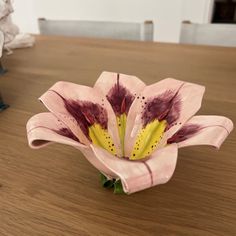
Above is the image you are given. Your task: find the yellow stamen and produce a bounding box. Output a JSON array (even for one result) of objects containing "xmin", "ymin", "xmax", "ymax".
[
  {"xmin": 89, "ymin": 123, "xmax": 116, "ymax": 155},
  {"xmin": 130, "ymin": 120, "xmax": 167, "ymax": 160}
]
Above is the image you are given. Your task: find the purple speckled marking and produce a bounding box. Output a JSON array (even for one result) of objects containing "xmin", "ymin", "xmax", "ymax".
[
  {"xmin": 106, "ymin": 74, "xmax": 135, "ymax": 116},
  {"xmin": 49, "ymin": 90, "xmax": 108, "ymax": 140},
  {"xmin": 141, "ymin": 89, "xmax": 181, "ymax": 127},
  {"xmin": 167, "ymin": 124, "xmax": 201, "ymax": 144}
]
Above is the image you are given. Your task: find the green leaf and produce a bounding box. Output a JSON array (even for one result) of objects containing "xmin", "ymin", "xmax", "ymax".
[
  {"xmin": 100, "ymin": 173, "xmax": 114, "ymax": 189},
  {"xmin": 114, "ymin": 180, "xmax": 125, "ymax": 194},
  {"xmin": 100, "ymin": 173, "xmax": 125, "ymax": 194}
]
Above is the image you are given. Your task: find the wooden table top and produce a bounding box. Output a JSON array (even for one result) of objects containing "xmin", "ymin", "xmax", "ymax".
[{"xmin": 0, "ymin": 36, "xmax": 235, "ymax": 236}]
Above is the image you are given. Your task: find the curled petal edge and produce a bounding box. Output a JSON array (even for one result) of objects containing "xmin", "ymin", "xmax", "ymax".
[{"xmin": 90, "ymin": 144, "xmax": 178, "ymax": 194}]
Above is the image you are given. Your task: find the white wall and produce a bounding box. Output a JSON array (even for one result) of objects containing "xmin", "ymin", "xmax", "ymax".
[
  {"xmin": 181, "ymin": 0, "xmax": 213, "ymax": 23},
  {"xmin": 12, "ymin": 0, "xmax": 38, "ymax": 34},
  {"xmin": 12, "ymin": 0, "xmax": 213, "ymax": 43}
]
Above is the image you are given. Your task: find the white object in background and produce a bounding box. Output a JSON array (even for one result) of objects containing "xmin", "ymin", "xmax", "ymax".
[
  {"xmin": 0, "ymin": 0, "xmax": 19, "ymax": 45},
  {"xmin": 0, "ymin": 0, "xmax": 13, "ymax": 20},
  {"xmin": 0, "ymin": 31, "xmax": 4, "ymax": 58},
  {"xmin": 0, "ymin": 15, "xmax": 19, "ymax": 44},
  {"xmin": 38, "ymin": 18, "xmax": 154, "ymax": 41},
  {"xmin": 5, "ymin": 33, "xmax": 35, "ymax": 49},
  {"xmin": 180, "ymin": 22, "xmax": 236, "ymax": 47},
  {"xmin": 0, "ymin": 0, "xmax": 35, "ymax": 55}
]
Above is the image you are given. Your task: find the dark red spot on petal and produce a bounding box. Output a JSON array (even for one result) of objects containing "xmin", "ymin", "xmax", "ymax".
[
  {"xmin": 106, "ymin": 73, "xmax": 135, "ymax": 116},
  {"xmin": 121, "ymin": 97, "xmax": 126, "ymax": 114},
  {"xmin": 55, "ymin": 128, "xmax": 80, "ymax": 142},
  {"xmin": 141, "ymin": 89, "xmax": 182, "ymax": 127},
  {"xmin": 65, "ymin": 100, "xmax": 108, "ymax": 140},
  {"xmin": 167, "ymin": 124, "xmax": 201, "ymax": 144},
  {"xmin": 49, "ymin": 90, "xmax": 108, "ymax": 140}
]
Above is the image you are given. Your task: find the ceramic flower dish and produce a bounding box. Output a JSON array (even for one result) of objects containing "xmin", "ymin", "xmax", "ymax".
[{"xmin": 26, "ymin": 72, "xmax": 233, "ymax": 194}]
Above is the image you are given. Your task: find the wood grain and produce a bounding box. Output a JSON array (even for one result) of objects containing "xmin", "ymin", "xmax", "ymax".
[{"xmin": 0, "ymin": 36, "xmax": 235, "ymax": 236}]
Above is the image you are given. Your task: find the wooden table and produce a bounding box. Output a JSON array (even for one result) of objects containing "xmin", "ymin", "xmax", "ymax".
[{"xmin": 0, "ymin": 36, "xmax": 235, "ymax": 236}]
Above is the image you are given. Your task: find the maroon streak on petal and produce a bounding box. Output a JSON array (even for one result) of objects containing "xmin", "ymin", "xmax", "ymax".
[
  {"xmin": 28, "ymin": 125, "xmax": 80, "ymax": 143},
  {"xmin": 106, "ymin": 73, "xmax": 135, "ymax": 116},
  {"xmin": 79, "ymin": 101, "xmax": 108, "ymax": 129},
  {"xmin": 48, "ymin": 90, "xmax": 108, "ymax": 140},
  {"xmin": 167, "ymin": 124, "xmax": 201, "ymax": 144},
  {"xmin": 121, "ymin": 97, "xmax": 126, "ymax": 114},
  {"xmin": 141, "ymin": 89, "xmax": 182, "ymax": 127},
  {"xmin": 142, "ymin": 162, "xmax": 154, "ymax": 186},
  {"xmin": 55, "ymin": 128, "xmax": 80, "ymax": 142}
]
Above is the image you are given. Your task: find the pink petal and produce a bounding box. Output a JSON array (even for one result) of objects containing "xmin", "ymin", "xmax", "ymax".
[
  {"xmin": 94, "ymin": 72, "xmax": 146, "ymax": 118},
  {"xmin": 172, "ymin": 115, "xmax": 233, "ymax": 148},
  {"xmin": 27, "ymin": 113, "xmax": 117, "ymax": 177},
  {"xmin": 39, "ymin": 81, "xmax": 121, "ymax": 154},
  {"xmin": 91, "ymin": 143, "xmax": 178, "ymax": 194},
  {"xmin": 94, "ymin": 72, "xmax": 146, "ymax": 156},
  {"xmin": 94, "ymin": 72, "xmax": 146, "ymax": 111},
  {"xmin": 125, "ymin": 78, "xmax": 205, "ymax": 157},
  {"xmin": 27, "ymin": 112, "xmax": 85, "ymax": 149}
]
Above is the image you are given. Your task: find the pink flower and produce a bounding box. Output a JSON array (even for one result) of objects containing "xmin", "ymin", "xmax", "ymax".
[{"xmin": 26, "ymin": 72, "xmax": 233, "ymax": 194}]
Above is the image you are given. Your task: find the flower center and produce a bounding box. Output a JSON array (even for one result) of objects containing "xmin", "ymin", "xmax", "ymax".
[{"xmin": 88, "ymin": 118, "xmax": 167, "ymax": 161}]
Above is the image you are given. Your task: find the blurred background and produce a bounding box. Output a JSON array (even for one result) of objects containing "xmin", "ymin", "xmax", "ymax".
[{"xmin": 12, "ymin": 0, "xmax": 236, "ymax": 44}]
